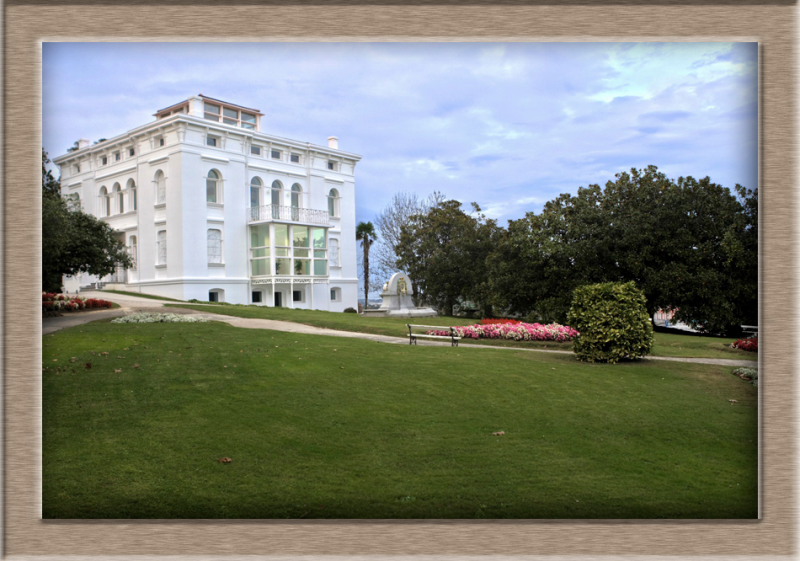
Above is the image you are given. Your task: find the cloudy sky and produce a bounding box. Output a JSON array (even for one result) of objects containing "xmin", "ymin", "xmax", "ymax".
[{"xmin": 42, "ymin": 42, "xmax": 758, "ymax": 226}]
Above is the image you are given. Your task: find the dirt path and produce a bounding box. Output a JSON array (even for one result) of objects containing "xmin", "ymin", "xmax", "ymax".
[{"xmin": 43, "ymin": 291, "xmax": 758, "ymax": 367}]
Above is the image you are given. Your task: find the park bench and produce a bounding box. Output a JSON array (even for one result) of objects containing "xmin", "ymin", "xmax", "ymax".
[
  {"xmin": 741, "ymin": 325, "xmax": 759, "ymax": 337},
  {"xmin": 406, "ymin": 324, "xmax": 461, "ymax": 347}
]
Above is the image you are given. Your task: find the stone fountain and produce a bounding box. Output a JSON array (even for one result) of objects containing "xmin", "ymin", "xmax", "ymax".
[{"xmin": 362, "ymin": 272, "xmax": 437, "ymax": 318}]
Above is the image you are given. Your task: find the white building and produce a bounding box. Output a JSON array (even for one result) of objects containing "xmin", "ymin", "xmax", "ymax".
[{"xmin": 53, "ymin": 94, "xmax": 361, "ymax": 311}]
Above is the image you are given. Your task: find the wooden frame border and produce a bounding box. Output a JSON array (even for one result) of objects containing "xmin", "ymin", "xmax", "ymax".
[{"xmin": 5, "ymin": 1, "xmax": 795, "ymax": 558}]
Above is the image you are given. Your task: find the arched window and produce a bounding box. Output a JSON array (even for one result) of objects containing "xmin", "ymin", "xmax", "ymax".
[
  {"xmin": 207, "ymin": 229, "xmax": 223, "ymax": 264},
  {"xmin": 154, "ymin": 170, "xmax": 166, "ymax": 205},
  {"xmin": 99, "ymin": 186, "xmax": 110, "ymax": 217},
  {"xmin": 328, "ymin": 188, "xmax": 340, "ymax": 218},
  {"xmin": 271, "ymin": 180, "xmax": 283, "ymax": 219},
  {"xmin": 128, "ymin": 235, "xmax": 138, "ymax": 270},
  {"xmin": 127, "ymin": 179, "xmax": 137, "ymax": 211},
  {"xmin": 112, "ymin": 183, "xmax": 123, "ymax": 214},
  {"xmin": 206, "ymin": 169, "xmax": 221, "ymax": 204},
  {"xmin": 291, "ymin": 184, "xmax": 302, "ymax": 220},
  {"xmin": 250, "ymin": 177, "xmax": 262, "ymax": 219}
]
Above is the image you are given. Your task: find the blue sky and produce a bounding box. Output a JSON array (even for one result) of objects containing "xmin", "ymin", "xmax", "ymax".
[{"xmin": 42, "ymin": 42, "xmax": 758, "ymax": 226}]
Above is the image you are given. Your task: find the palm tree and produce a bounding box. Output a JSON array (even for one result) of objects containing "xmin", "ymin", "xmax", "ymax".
[{"xmin": 356, "ymin": 221, "xmax": 377, "ymax": 310}]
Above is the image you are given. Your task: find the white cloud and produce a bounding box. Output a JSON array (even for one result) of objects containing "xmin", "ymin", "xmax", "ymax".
[{"xmin": 43, "ymin": 41, "xmax": 758, "ymax": 225}]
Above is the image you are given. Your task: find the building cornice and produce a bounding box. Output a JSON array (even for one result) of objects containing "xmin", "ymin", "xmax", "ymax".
[{"xmin": 53, "ymin": 113, "xmax": 362, "ymax": 164}]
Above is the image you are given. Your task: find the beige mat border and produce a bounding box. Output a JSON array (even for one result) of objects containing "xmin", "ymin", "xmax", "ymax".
[{"xmin": 5, "ymin": 1, "xmax": 795, "ymax": 559}]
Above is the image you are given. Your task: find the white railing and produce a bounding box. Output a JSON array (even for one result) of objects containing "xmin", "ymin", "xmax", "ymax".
[{"xmin": 248, "ymin": 205, "xmax": 329, "ymax": 225}]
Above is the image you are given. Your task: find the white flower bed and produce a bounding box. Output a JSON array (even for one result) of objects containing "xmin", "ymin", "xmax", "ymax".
[{"xmin": 112, "ymin": 312, "xmax": 209, "ymax": 324}]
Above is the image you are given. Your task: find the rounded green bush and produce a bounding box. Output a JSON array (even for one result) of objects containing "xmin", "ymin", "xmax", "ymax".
[{"xmin": 567, "ymin": 281, "xmax": 654, "ymax": 363}]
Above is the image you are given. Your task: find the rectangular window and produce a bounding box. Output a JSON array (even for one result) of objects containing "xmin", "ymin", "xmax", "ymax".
[
  {"xmin": 206, "ymin": 102, "xmax": 258, "ymax": 130},
  {"xmin": 207, "ymin": 229, "xmax": 223, "ymax": 264},
  {"xmin": 327, "ymin": 161, "xmax": 337, "ymax": 171},
  {"xmin": 204, "ymin": 102, "xmax": 221, "ymax": 121},
  {"xmin": 330, "ymin": 288, "xmax": 340, "ymax": 302},
  {"xmin": 206, "ymin": 136, "xmax": 218, "ymax": 147},
  {"xmin": 252, "ymin": 291, "xmax": 262, "ymax": 303},
  {"xmin": 223, "ymin": 107, "xmax": 238, "ymax": 125},
  {"xmin": 129, "ymin": 148, "xmax": 135, "ymax": 157},
  {"xmin": 101, "ymin": 156, "xmax": 108, "ymax": 166},
  {"xmin": 241, "ymin": 112, "xmax": 257, "ymax": 130},
  {"xmin": 250, "ymin": 145, "xmax": 261, "ymax": 156},
  {"xmin": 290, "ymin": 153, "xmax": 300, "ymax": 163},
  {"xmin": 114, "ymin": 152, "xmax": 121, "ymax": 161},
  {"xmin": 293, "ymin": 290, "xmax": 303, "ymax": 302},
  {"xmin": 73, "ymin": 164, "xmax": 80, "ymax": 173},
  {"xmin": 250, "ymin": 224, "xmax": 272, "ymax": 277},
  {"xmin": 271, "ymin": 149, "xmax": 281, "ymax": 160},
  {"xmin": 159, "ymin": 137, "xmax": 165, "ymax": 147},
  {"xmin": 156, "ymin": 230, "xmax": 167, "ymax": 266}
]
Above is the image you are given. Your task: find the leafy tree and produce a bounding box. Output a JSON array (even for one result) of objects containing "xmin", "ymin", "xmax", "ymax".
[
  {"xmin": 397, "ymin": 200, "xmax": 498, "ymax": 316},
  {"xmin": 42, "ymin": 149, "xmax": 132, "ymax": 292},
  {"xmin": 355, "ymin": 221, "xmax": 377, "ymax": 307},
  {"xmin": 488, "ymin": 166, "xmax": 757, "ymax": 333}
]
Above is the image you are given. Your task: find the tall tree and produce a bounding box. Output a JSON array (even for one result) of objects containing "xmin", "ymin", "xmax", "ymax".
[
  {"xmin": 355, "ymin": 221, "xmax": 377, "ymax": 307},
  {"xmin": 488, "ymin": 166, "xmax": 757, "ymax": 333},
  {"xmin": 42, "ymin": 149, "xmax": 133, "ymax": 292},
  {"xmin": 397, "ymin": 200, "xmax": 498, "ymax": 316}
]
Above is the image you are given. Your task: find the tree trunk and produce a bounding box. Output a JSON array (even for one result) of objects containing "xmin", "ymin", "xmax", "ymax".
[{"xmin": 363, "ymin": 239, "xmax": 370, "ymax": 309}]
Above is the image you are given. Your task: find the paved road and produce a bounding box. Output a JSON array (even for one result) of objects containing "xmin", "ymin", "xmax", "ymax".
[{"xmin": 43, "ymin": 291, "xmax": 758, "ymax": 367}]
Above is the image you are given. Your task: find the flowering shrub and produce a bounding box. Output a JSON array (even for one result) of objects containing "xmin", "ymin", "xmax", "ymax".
[
  {"xmin": 732, "ymin": 336, "xmax": 758, "ymax": 352},
  {"xmin": 42, "ymin": 292, "xmax": 113, "ymax": 314},
  {"xmin": 428, "ymin": 322, "xmax": 579, "ymax": 342},
  {"xmin": 111, "ymin": 312, "xmax": 209, "ymax": 324}
]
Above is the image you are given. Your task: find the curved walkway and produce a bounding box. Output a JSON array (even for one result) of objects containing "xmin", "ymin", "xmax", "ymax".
[{"xmin": 43, "ymin": 291, "xmax": 757, "ymax": 367}]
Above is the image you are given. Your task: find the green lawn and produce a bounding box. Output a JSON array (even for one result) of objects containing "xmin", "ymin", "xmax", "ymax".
[
  {"xmin": 43, "ymin": 318, "xmax": 757, "ymax": 519},
  {"xmin": 172, "ymin": 303, "xmax": 757, "ymax": 361},
  {"xmin": 102, "ymin": 289, "xmax": 186, "ymax": 302}
]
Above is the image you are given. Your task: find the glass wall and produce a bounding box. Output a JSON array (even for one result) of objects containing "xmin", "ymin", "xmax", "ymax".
[
  {"xmin": 250, "ymin": 224, "xmax": 271, "ymax": 277},
  {"xmin": 249, "ymin": 224, "xmax": 327, "ymax": 278}
]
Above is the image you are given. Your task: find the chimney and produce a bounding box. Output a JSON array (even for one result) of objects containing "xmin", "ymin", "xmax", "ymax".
[
  {"xmin": 77, "ymin": 138, "xmax": 91, "ymax": 149},
  {"xmin": 328, "ymin": 136, "xmax": 339, "ymax": 149}
]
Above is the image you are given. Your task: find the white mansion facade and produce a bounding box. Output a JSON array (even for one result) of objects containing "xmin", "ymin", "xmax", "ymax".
[{"xmin": 53, "ymin": 95, "xmax": 361, "ymax": 311}]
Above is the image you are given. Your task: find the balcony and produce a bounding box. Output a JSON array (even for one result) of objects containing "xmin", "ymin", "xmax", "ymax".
[{"xmin": 248, "ymin": 205, "xmax": 329, "ymax": 226}]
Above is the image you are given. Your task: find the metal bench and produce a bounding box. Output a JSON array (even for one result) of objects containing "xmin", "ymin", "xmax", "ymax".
[{"xmin": 407, "ymin": 324, "xmax": 461, "ymax": 347}]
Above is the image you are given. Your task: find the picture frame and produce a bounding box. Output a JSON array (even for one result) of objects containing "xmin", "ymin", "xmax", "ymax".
[{"xmin": 8, "ymin": 1, "xmax": 794, "ymax": 558}]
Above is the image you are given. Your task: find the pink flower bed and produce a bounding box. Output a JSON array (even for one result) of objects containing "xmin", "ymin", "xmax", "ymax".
[
  {"xmin": 428, "ymin": 322, "xmax": 579, "ymax": 342},
  {"xmin": 42, "ymin": 292, "xmax": 113, "ymax": 313}
]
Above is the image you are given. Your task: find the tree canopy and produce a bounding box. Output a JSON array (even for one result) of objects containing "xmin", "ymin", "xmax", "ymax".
[
  {"xmin": 396, "ymin": 200, "xmax": 499, "ymax": 317},
  {"xmin": 391, "ymin": 166, "xmax": 756, "ymax": 334},
  {"xmin": 488, "ymin": 166, "xmax": 757, "ymax": 333},
  {"xmin": 42, "ymin": 149, "xmax": 133, "ymax": 292}
]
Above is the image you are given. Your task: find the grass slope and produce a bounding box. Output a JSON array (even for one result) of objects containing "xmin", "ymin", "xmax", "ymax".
[
  {"xmin": 43, "ymin": 319, "xmax": 757, "ymax": 519},
  {"xmin": 172, "ymin": 303, "xmax": 756, "ymax": 361}
]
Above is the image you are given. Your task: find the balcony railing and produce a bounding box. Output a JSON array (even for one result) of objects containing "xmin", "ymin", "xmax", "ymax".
[{"xmin": 248, "ymin": 204, "xmax": 329, "ymax": 225}]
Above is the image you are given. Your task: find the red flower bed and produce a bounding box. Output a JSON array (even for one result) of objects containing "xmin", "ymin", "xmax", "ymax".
[
  {"xmin": 42, "ymin": 292, "xmax": 113, "ymax": 314},
  {"xmin": 732, "ymin": 336, "xmax": 758, "ymax": 352}
]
